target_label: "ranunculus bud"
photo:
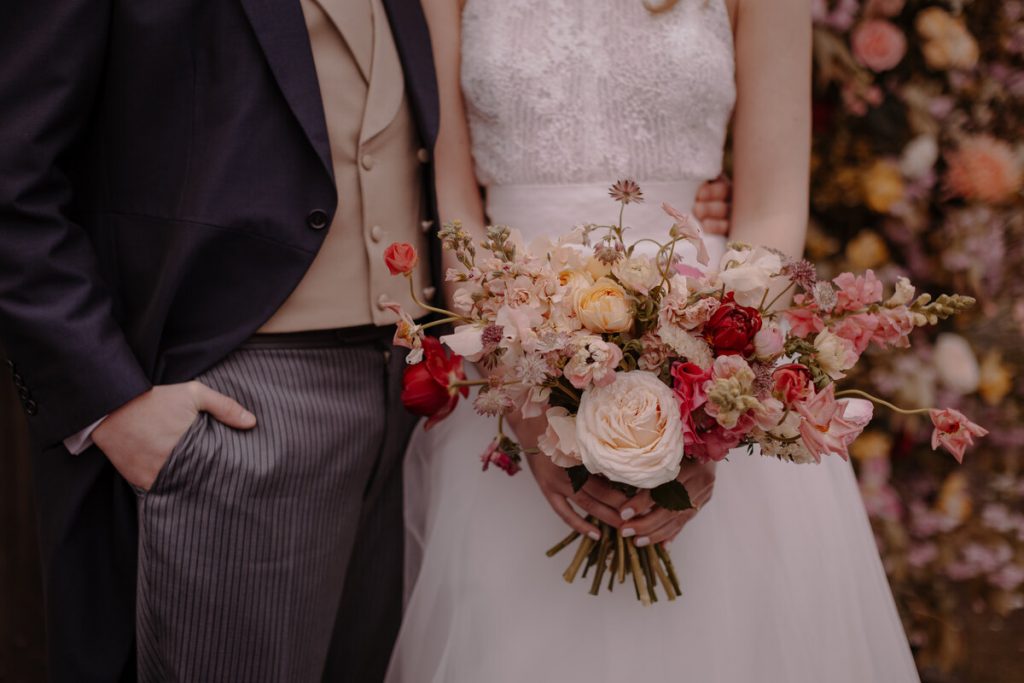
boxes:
[400,337,468,427]
[384,242,419,276]
[703,292,762,357]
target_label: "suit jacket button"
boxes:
[307,210,329,230]
[24,399,38,416]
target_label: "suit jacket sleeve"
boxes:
[0,0,152,447]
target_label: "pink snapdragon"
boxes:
[833,270,885,312]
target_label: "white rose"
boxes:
[934,333,980,395]
[716,246,783,307]
[900,135,940,179]
[537,407,583,467]
[612,256,661,293]
[575,371,685,488]
[814,330,858,379]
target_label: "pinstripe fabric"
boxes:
[136,342,416,682]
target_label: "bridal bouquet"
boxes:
[382,180,987,605]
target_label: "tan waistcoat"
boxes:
[260,0,431,332]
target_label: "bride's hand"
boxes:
[510,414,629,540]
[617,461,717,547]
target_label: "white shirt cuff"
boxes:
[63,416,108,455]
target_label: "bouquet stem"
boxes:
[549,517,679,605]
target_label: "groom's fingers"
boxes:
[546,495,601,540]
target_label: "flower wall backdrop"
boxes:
[810,0,1023,679]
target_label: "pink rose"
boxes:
[833,270,884,312]
[832,313,880,354]
[773,364,813,405]
[384,242,419,276]
[851,20,907,72]
[929,408,988,464]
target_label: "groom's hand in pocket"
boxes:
[92,381,257,491]
[617,461,717,547]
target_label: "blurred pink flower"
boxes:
[945,135,1023,204]
[851,20,908,72]
[929,408,989,463]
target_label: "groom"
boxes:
[0,0,442,680]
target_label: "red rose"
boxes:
[401,337,468,427]
[772,363,813,405]
[384,242,419,276]
[703,292,762,356]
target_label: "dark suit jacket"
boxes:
[0,1,439,679]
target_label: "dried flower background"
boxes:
[812,0,1024,678]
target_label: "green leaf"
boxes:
[567,465,590,493]
[651,479,694,511]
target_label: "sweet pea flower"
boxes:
[662,203,710,266]
[929,408,988,463]
[440,324,486,362]
[563,335,623,390]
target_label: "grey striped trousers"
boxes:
[136,338,416,682]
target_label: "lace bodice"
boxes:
[461,0,736,187]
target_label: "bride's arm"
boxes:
[729,0,812,260]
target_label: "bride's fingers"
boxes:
[650,511,698,545]
[619,490,655,521]
[582,478,630,509]
[570,489,625,529]
[546,494,601,540]
[620,506,681,539]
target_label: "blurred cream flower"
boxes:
[845,230,891,270]
[934,333,980,395]
[978,350,1014,406]
[916,7,979,71]
[862,160,906,213]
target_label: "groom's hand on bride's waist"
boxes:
[92,381,257,492]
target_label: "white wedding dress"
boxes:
[386,1,921,681]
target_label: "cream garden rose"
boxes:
[575,277,633,333]
[575,370,685,488]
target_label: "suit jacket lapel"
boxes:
[238,0,334,179]
[312,0,373,83]
[380,0,439,149]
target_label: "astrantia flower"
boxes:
[609,179,644,204]
[473,388,515,417]
[812,281,838,313]
[781,258,818,292]
[929,408,988,463]
[513,353,550,386]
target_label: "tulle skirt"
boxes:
[385,180,920,683]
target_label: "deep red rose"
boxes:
[772,363,814,405]
[401,337,468,427]
[384,242,419,276]
[703,292,762,356]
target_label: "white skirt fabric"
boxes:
[385,181,921,683]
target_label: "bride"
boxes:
[387,0,921,681]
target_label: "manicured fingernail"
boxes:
[622,528,636,538]
[636,537,651,548]
[620,508,636,521]
[241,411,257,427]
[588,530,601,541]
